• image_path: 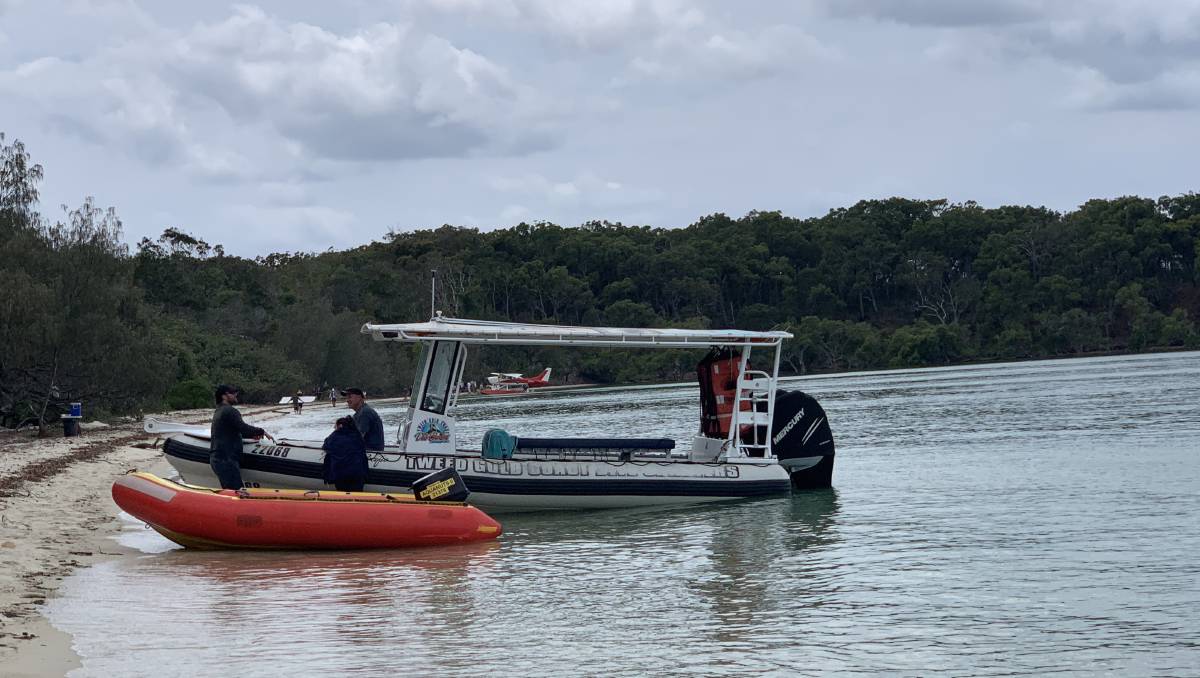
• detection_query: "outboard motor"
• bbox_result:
[770,390,835,489]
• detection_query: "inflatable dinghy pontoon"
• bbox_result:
[112,472,501,550]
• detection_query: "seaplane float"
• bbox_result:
[151,316,836,512]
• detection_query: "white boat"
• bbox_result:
[155,316,836,512]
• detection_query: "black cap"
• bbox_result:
[214,384,238,404]
[340,387,365,397]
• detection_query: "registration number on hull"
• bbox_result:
[255,446,290,458]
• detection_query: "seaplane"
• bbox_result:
[486,368,552,388]
[480,368,551,395]
[148,315,836,512]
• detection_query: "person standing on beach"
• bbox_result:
[342,387,385,451]
[211,384,275,489]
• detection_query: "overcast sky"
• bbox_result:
[2,1,1198,256]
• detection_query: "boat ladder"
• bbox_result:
[732,370,773,456]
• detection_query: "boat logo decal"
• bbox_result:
[408,456,471,472]
[773,407,806,445]
[414,418,451,443]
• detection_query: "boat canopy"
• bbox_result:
[361,316,792,348]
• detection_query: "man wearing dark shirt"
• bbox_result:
[210,384,275,489]
[342,387,385,451]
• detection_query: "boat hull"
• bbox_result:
[112,472,501,549]
[162,433,794,512]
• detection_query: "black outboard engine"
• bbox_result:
[770,390,835,489]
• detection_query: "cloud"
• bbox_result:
[1,52,200,168]
[814,0,1200,110]
[819,0,1041,27]
[619,24,835,84]
[414,0,705,50]
[414,0,833,83]
[0,4,559,181]
[169,7,555,160]
[221,203,359,252]
[488,170,663,210]
[1067,66,1200,111]
[498,203,530,220]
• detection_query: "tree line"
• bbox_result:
[2,133,1198,429]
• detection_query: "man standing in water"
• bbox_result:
[211,384,275,489]
[342,387,384,451]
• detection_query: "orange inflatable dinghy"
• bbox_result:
[112,472,502,550]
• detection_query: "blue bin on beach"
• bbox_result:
[63,402,82,437]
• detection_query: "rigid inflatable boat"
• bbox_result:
[111,472,502,550]
[153,315,836,512]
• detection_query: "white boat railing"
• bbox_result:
[731,369,774,455]
[364,316,790,462]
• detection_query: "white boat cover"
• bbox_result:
[361,317,791,348]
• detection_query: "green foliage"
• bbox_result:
[886,322,969,367]
[166,378,213,410]
[3,132,1200,426]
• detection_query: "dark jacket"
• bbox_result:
[210,404,265,463]
[322,426,370,484]
[353,403,385,451]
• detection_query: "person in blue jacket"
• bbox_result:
[322,416,370,492]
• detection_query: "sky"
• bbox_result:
[1,0,1198,256]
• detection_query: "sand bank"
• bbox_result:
[0,406,288,677]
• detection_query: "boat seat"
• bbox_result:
[514,438,675,450]
[510,437,677,462]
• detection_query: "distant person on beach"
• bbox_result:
[322,416,369,492]
[210,384,275,489]
[342,387,384,451]
[328,387,337,407]
[290,391,304,414]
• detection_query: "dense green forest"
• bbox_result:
[2,133,1198,428]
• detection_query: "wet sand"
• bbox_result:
[0,406,288,677]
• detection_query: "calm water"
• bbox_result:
[51,352,1200,676]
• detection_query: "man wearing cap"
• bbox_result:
[342,387,385,451]
[211,385,275,489]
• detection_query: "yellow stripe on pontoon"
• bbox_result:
[126,472,467,505]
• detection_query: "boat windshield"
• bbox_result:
[421,341,458,414]
[408,343,431,410]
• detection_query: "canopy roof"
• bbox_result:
[361,316,791,348]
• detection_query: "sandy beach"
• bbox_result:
[0,406,290,677]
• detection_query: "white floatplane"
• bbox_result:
[487,368,552,387]
[155,316,836,512]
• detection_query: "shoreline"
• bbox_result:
[0,406,288,677]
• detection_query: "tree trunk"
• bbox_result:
[37,352,59,437]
